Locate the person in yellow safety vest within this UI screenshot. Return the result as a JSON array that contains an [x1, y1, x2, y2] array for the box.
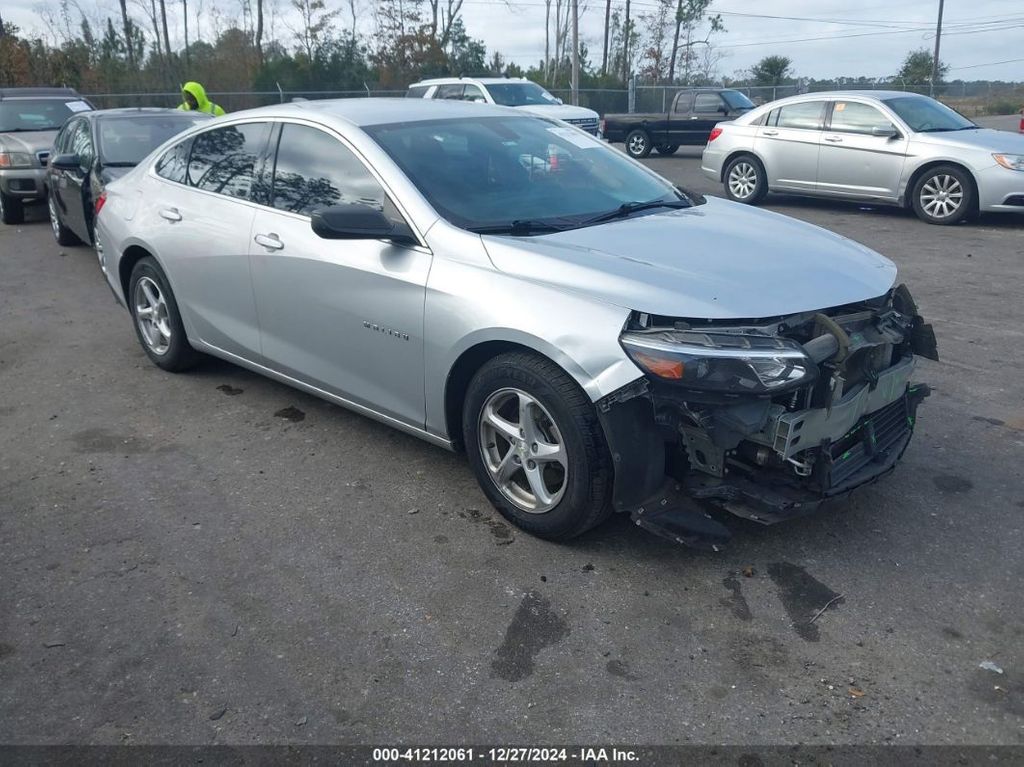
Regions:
[[177, 82, 226, 116]]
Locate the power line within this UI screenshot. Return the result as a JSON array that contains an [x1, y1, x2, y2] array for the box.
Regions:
[[950, 56, 1024, 70]]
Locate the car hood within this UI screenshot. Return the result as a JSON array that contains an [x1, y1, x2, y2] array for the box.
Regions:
[[911, 127, 1024, 153], [481, 198, 897, 319], [0, 130, 58, 154], [516, 104, 599, 121]]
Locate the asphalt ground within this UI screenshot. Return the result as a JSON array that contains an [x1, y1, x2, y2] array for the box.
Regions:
[[1, 124, 1023, 747]]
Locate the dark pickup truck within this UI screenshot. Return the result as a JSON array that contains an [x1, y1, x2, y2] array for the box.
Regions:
[[602, 88, 755, 158]]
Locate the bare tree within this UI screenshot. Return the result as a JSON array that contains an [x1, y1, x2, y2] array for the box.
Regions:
[[118, 0, 135, 65], [182, 0, 189, 66], [601, 0, 610, 74], [544, 0, 550, 79], [255, 0, 264, 62], [667, 0, 722, 83], [159, 0, 171, 64]]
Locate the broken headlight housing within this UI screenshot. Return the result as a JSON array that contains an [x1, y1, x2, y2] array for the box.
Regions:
[[620, 329, 817, 394]]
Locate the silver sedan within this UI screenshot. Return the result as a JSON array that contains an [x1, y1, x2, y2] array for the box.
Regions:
[[95, 99, 936, 549], [701, 90, 1024, 225]]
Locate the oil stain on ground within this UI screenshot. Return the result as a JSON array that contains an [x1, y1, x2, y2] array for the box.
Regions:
[[766, 562, 843, 642], [491, 591, 570, 682], [720, 573, 753, 621], [933, 474, 973, 494], [460, 508, 514, 545], [217, 384, 243, 396], [605, 659, 635, 678], [274, 406, 306, 422]]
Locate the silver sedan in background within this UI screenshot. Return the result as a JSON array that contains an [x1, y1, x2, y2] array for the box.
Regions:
[[95, 99, 936, 549], [701, 90, 1024, 225]]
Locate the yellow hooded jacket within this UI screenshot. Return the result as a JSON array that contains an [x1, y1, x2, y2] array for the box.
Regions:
[[177, 82, 226, 116]]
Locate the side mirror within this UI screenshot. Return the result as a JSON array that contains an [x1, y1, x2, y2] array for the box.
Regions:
[[718, 105, 729, 114], [555, 98, 564, 105], [51, 153, 82, 171], [871, 125, 899, 139], [310, 204, 418, 245]]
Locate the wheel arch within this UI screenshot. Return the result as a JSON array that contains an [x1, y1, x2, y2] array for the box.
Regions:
[[902, 159, 979, 210], [442, 332, 633, 452], [118, 244, 158, 302]]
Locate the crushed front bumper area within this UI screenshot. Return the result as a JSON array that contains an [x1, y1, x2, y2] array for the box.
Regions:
[[597, 286, 936, 550]]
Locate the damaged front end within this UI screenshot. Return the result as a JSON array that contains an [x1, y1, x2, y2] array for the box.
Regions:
[[597, 284, 938, 550]]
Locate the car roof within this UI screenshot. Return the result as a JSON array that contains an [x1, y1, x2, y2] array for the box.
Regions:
[[225, 97, 527, 127], [0, 87, 82, 100], [410, 77, 531, 86], [82, 107, 209, 120], [767, 90, 917, 104]]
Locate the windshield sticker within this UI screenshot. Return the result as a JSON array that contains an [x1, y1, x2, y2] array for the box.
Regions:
[[65, 100, 92, 112], [834, 102, 846, 112], [547, 126, 601, 148]]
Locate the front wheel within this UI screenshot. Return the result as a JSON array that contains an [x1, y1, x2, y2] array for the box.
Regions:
[[625, 129, 653, 159], [723, 154, 768, 204], [0, 191, 24, 225], [463, 352, 613, 540], [911, 165, 974, 225], [655, 144, 679, 156], [128, 257, 200, 372]]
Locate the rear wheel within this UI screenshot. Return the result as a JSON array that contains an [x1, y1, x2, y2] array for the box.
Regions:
[[723, 154, 768, 204], [911, 165, 974, 225], [0, 191, 24, 225], [128, 257, 200, 372], [655, 144, 680, 156], [463, 352, 613, 540], [625, 129, 653, 159], [48, 195, 81, 246]]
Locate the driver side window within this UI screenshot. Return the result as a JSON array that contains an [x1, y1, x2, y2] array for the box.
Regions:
[[693, 93, 725, 114]]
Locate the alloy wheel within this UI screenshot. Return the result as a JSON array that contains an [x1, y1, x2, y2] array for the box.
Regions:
[[134, 276, 173, 355], [48, 197, 61, 241], [478, 387, 568, 513], [628, 134, 647, 156], [728, 161, 758, 199], [919, 174, 963, 220]]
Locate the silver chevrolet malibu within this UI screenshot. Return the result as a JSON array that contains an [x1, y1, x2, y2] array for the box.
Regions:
[[95, 99, 937, 549], [701, 90, 1024, 225]]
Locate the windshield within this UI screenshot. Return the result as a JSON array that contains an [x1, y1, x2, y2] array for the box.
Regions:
[[882, 96, 976, 132], [98, 113, 207, 165], [484, 82, 560, 107], [0, 99, 86, 132], [721, 90, 755, 110], [365, 116, 684, 232]]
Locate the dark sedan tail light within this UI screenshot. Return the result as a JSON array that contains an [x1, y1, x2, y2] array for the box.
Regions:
[[94, 192, 107, 216], [708, 127, 723, 142]]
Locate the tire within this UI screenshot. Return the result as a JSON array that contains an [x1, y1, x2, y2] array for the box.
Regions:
[[655, 144, 680, 156], [127, 256, 200, 372], [48, 194, 81, 246], [0, 191, 24, 225], [911, 164, 974, 225], [625, 129, 653, 159], [723, 154, 768, 204], [463, 351, 614, 541]]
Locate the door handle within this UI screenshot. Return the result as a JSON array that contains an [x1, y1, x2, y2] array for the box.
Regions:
[[762, 129, 779, 136], [254, 233, 284, 250], [159, 208, 182, 222], [824, 135, 843, 143]]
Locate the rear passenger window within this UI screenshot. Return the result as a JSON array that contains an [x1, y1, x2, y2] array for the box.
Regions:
[[693, 93, 725, 114], [406, 86, 429, 98], [672, 92, 693, 113], [270, 124, 387, 217], [187, 122, 270, 199], [436, 84, 464, 100], [776, 101, 826, 130], [155, 139, 191, 183]]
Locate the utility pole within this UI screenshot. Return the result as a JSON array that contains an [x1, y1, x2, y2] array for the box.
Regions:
[[929, 0, 944, 97], [571, 0, 580, 105], [601, 0, 610, 75], [622, 0, 631, 82]]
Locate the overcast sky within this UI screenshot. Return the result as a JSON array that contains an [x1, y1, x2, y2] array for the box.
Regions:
[[3, 0, 1022, 81]]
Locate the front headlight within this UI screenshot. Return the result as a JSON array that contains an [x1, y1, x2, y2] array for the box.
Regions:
[[620, 329, 817, 393], [993, 154, 1024, 172], [0, 152, 34, 168]]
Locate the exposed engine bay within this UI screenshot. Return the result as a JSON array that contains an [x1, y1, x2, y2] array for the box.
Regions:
[[598, 284, 938, 549]]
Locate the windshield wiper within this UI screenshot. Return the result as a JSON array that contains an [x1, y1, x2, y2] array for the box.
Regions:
[[580, 198, 692, 226], [469, 219, 567, 236]]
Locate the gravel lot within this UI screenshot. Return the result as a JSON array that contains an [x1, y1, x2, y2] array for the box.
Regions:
[[1, 129, 1023, 746]]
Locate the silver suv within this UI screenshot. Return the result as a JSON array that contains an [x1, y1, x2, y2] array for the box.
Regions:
[[0, 88, 92, 224]]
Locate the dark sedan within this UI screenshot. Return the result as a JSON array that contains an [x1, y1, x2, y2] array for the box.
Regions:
[[45, 108, 211, 245]]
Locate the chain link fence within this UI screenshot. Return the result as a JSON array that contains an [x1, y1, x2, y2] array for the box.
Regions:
[[85, 82, 1021, 118]]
